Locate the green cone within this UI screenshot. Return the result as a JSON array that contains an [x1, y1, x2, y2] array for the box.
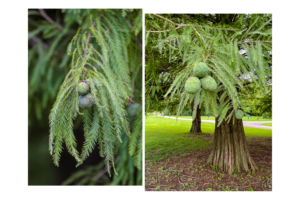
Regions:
[[193, 62, 209, 78], [79, 93, 94, 108], [127, 103, 142, 117], [201, 76, 217, 91], [235, 110, 244, 119], [184, 77, 201, 94], [78, 82, 89, 95]]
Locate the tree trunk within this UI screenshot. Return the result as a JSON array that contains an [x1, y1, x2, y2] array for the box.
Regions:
[[190, 106, 202, 133], [206, 116, 258, 174]]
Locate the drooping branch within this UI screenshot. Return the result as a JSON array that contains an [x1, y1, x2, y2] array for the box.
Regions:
[[82, 21, 96, 81], [84, 21, 96, 58]]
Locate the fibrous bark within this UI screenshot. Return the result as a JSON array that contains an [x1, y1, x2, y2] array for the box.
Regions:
[[207, 116, 258, 174]]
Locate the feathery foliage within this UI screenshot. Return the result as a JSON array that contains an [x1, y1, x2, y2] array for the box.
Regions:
[[129, 111, 143, 170], [145, 14, 272, 124], [48, 9, 142, 176]]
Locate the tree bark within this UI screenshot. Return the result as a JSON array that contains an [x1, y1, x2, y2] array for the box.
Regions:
[[190, 106, 202, 133], [206, 115, 258, 174]]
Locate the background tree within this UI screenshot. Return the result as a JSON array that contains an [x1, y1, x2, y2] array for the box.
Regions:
[[145, 14, 272, 174], [145, 17, 203, 133], [29, 9, 142, 185], [240, 83, 272, 118]]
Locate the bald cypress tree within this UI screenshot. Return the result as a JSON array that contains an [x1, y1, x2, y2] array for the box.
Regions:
[[145, 14, 272, 174]]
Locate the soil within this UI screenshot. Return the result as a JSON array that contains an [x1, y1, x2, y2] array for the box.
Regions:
[[145, 135, 272, 191]]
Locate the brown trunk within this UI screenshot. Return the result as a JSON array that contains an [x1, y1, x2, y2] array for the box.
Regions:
[[207, 116, 258, 174], [190, 106, 202, 133]]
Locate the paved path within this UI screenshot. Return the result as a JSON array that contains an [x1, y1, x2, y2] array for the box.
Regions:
[[157, 115, 272, 130]]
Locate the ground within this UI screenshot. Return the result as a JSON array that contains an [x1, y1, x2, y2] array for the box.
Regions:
[[145, 116, 272, 191]]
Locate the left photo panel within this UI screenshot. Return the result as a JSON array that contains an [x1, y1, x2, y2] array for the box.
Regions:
[[28, 9, 143, 185]]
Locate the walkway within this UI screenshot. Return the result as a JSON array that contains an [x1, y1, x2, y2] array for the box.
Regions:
[[157, 115, 272, 130]]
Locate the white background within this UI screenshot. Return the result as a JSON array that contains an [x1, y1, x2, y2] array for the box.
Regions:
[[0, 0, 299, 199]]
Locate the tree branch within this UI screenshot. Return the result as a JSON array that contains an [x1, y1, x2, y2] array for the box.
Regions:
[[38, 9, 64, 30], [84, 21, 96, 58], [82, 21, 96, 81], [151, 13, 175, 25]]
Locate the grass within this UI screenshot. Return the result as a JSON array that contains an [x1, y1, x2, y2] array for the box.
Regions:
[[145, 116, 272, 162], [262, 123, 272, 127], [166, 115, 272, 121]]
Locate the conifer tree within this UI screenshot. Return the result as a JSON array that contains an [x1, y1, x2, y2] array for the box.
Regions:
[[145, 14, 272, 174], [48, 9, 142, 177]]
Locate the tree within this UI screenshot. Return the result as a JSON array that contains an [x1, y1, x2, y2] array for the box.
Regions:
[[29, 9, 142, 185], [145, 14, 272, 173], [190, 102, 202, 133], [240, 84, 272, 118], [145, 16, 201, 133]]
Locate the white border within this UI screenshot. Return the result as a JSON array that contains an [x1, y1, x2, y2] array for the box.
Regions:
[[1, 0, 300, 200]]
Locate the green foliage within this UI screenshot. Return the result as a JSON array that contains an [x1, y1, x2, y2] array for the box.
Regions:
[[128, 112, 143, 170], [29, 9, 142, 185], [184, 77, 201, 94], [240, 84, 272, 118], [48, 9, 142, 177], [62, 124, 143, 185], [182, 109, 192, 116], [145, 14, 272, 126], [254, 89, 272, 118], [163, 109, 170, 115]]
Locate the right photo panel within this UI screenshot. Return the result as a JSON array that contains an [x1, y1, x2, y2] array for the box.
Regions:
[[145, 14, 272, 191]]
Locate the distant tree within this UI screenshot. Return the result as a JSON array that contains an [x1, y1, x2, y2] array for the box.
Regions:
[[240, 84, 272, 118]]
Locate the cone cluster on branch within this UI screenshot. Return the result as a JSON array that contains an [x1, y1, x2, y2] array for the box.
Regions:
[[184, 62, 217, 94], [78, 82, 94, 108]]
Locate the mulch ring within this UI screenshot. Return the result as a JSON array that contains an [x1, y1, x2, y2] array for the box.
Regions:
[[145, 136, 272, 191]]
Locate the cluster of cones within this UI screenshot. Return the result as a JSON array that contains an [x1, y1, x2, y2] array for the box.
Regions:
[[184, 62, 217, 94], [78, 81, 94, 108], [184, 62, 244, 120]]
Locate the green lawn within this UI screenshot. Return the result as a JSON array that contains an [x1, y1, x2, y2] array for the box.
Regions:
[[262, 123, 272, 127], [166, 115, 272, 121], [145, 116, 272, 161]]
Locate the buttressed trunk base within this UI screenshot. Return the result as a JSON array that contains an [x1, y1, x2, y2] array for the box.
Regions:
[[207, 117, 258, 174]]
